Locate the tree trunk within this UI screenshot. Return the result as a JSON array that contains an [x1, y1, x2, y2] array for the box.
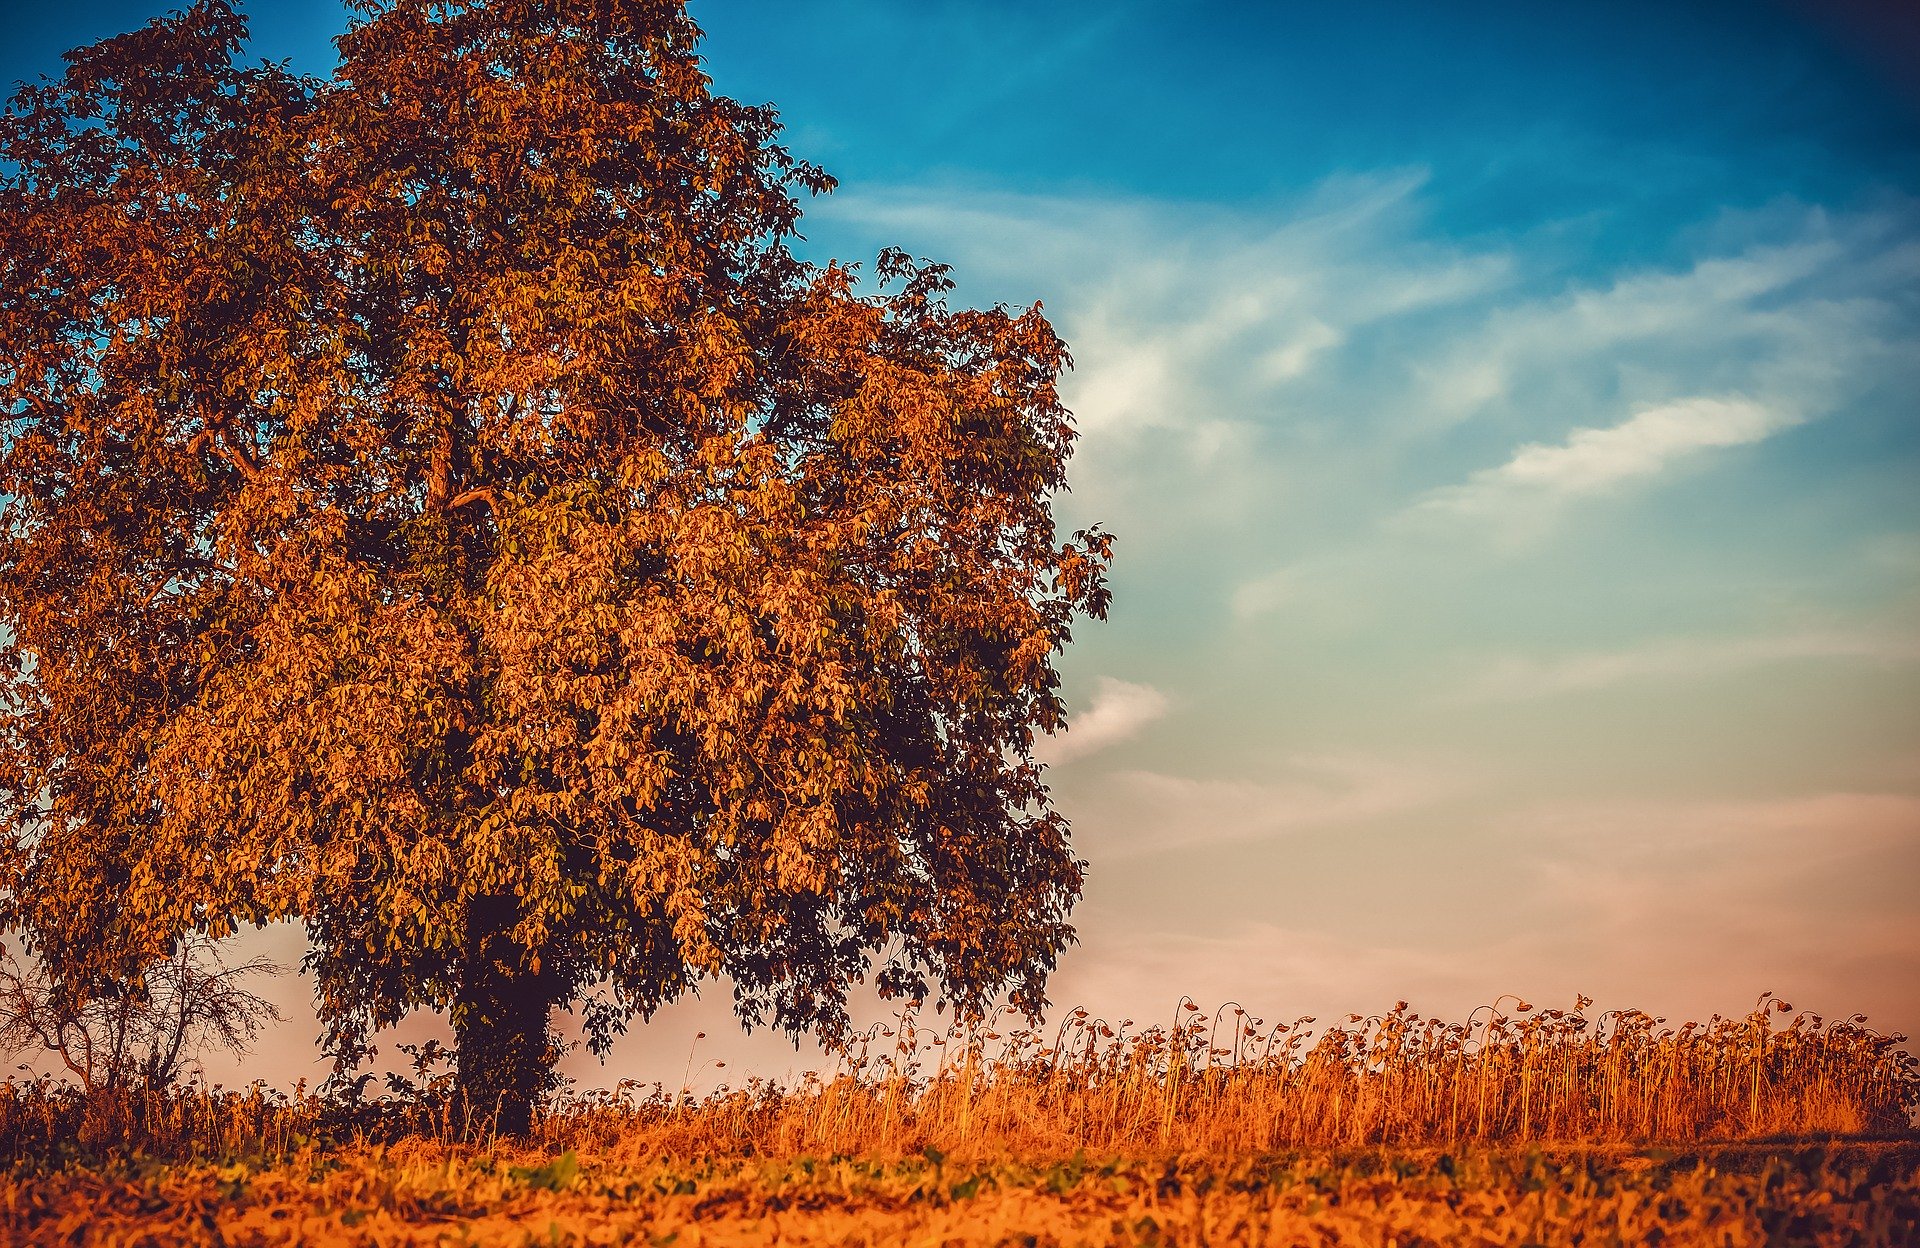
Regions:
[[453, 895, 555, 1136]]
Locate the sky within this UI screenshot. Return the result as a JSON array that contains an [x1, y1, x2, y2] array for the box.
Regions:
[[4, 0, 1918, 1093]]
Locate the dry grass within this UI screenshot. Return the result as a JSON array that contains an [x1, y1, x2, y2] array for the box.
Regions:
[[2, 994, 1915, 1245], [3, 994, 1914, 1162], [550, 993, 1918, 1159]]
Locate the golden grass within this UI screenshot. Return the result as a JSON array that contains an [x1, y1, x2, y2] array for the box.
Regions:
[[2, 995, 1914, 1244], [3, 994, 1914, 1162], [554, 993, 1917, 1159]]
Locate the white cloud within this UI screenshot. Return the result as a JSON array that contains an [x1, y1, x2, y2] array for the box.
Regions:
[[821, 183, 1911, 485], [1077, 753, 1469, 858], [1496, 397, 1790, 492], [1524, 790, 1920, 853], [1038, 675, 1169, 764], [1254, 318, 1343, 384], [820, 172, 1510, 450], [1414, 235, 1861, 429], [1414, 394, 1798, 522], [1461, 630, 1920, 701], [1229, 566, 1295, 620]]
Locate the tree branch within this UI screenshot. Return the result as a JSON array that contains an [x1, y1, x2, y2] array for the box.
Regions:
[[185, 422, 262, 482]]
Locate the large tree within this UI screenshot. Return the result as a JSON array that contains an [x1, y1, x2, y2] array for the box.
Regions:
[[0, 0, 1110, 1130]]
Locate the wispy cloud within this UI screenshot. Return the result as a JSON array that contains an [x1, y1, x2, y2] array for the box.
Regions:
[[1461, 630, 1920, 701], [1055, 791, 1920, 1036], [821, 171, 1510, 445], [1038, 675, 1169, 764], [1415, 395, 1799, 520], [1050, 918, 1486, 1029], [1206, 198, 1919, 614], [1513, 793, 1920, 1014], [827, 184, 1913, 632], [1077, 754, 1469, 859], [1412, 230, 1895, 430], [1524, 791, 1920, 852], [1229, 566, 1300, 621], [910, 5, 1140, 144]]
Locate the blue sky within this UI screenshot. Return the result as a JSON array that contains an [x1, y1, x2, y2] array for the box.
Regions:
[[5, 1, 1917, 1088]]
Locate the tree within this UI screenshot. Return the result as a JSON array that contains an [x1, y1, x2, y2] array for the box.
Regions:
[[0, 936, 282, 1095], [0, 0, 1111, 1132]]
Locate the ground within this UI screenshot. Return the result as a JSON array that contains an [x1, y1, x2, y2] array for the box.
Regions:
[[7, 1140, 1916, 1246]]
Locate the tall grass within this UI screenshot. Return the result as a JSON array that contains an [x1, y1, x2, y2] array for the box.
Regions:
[[4, 994, 1913, 1164], [556, 993, 1917, 1158]]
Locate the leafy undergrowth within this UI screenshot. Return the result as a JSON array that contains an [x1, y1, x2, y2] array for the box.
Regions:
[[5, 1141, 1917, 1246]]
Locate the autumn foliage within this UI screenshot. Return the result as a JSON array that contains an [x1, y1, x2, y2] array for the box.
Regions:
[[0, 0, 1110, 1132]]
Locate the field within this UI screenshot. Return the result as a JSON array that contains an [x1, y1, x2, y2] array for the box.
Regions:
[[5, 997, 1916, 1245], [12, 1141, 1919, 1246]]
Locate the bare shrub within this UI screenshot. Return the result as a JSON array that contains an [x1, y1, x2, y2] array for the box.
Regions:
[[0, 934, 282, 1094]]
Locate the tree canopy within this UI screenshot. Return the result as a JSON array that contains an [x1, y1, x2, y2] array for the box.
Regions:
[[0, 0, 1110, 1129]]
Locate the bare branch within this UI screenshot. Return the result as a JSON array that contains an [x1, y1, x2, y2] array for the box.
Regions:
[[0, 937, 282, 1092]]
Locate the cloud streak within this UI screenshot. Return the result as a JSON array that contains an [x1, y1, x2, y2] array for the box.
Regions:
[[1461, 629, 1920, 701], [1054, 791, 1920, 1043], [1076, 754, 1470, 859], [1039, 676, 1169, 764], [1416, 395, 1799, 519]]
